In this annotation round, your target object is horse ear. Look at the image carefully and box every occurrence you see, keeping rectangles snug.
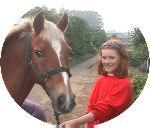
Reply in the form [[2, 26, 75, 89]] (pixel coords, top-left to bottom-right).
[[57, 12, 68, 32], [33, 11, 44, 34]]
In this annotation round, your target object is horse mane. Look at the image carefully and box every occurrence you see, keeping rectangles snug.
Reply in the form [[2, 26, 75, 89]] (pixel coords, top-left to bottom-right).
[[1, 20, 33, 55], [2, 18, 66, 55], [5, 20, 33, 43]]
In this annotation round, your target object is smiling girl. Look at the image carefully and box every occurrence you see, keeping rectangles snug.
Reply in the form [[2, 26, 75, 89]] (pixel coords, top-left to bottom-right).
[[60, 38, 133, 128]]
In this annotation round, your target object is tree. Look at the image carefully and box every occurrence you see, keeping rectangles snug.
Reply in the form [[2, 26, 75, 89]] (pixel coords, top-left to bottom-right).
[[22, 6, 60, 23], [91, 28, 107, 48], [130, 27, 146, 47], [74, 11, 103, 30], [65, 16, 94, 58], [129, 27, 149, 71]]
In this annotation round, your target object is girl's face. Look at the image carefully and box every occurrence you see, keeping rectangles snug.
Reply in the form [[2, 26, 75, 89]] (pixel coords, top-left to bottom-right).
[[101, 48, 121, 74]]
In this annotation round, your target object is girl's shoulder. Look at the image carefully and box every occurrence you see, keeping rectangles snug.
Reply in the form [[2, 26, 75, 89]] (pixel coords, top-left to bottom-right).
[[115, 77, 132, 89], [118, 77, 132, 84], [97, 75, 131, 84], [97, 75, 106, 81], [94, 75, 105, 85]]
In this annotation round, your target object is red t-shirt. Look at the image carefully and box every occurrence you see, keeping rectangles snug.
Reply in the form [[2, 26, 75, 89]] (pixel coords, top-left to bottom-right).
[[86, 75, 133, 127]]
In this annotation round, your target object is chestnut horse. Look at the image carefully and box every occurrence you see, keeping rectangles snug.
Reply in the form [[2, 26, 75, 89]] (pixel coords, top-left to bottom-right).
[[0, 12, 76, 116]]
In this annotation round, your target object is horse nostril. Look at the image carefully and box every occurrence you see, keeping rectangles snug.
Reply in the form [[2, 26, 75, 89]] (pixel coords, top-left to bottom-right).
[[71, 100, 76, 108], [57, 95, 66, 109], [56, 93, 76, 113]]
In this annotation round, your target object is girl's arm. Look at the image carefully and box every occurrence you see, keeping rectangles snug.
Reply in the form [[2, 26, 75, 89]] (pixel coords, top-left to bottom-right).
[[60, 112, 94, 128]]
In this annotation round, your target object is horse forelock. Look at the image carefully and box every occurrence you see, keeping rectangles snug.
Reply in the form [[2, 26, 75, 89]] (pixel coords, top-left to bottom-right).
[[40, 20, 65, 43], [39, 20, 67, 64]]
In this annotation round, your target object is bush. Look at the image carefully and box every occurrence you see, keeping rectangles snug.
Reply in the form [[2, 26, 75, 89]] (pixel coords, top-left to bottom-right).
[[132, 74, 148, 101], [138, 60, 149, 73], [128, 44, 149, 69]]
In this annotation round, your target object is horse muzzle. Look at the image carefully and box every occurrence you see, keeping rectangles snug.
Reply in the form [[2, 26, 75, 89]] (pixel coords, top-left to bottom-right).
[[53, 93, 76, 114]]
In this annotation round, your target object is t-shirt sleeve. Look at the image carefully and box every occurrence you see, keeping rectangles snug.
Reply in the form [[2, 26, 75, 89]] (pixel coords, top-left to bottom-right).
[[90, 79, 133, 122]]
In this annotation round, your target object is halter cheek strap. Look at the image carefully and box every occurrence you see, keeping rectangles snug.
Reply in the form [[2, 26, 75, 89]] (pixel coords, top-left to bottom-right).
[[25, 32, 72, 82], [26, 32, 70, 127]]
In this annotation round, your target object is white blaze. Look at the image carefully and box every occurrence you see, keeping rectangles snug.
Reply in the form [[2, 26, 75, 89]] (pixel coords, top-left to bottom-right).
[[51, 39, 70, 107], [40, 21, 70, 108]]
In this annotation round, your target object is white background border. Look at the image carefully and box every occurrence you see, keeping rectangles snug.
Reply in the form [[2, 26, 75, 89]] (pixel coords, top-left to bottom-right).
[[0, 1, 150, 128]]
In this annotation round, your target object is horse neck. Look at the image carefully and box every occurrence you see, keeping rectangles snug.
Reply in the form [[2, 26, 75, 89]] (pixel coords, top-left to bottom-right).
[[1, 37, 34, 106]]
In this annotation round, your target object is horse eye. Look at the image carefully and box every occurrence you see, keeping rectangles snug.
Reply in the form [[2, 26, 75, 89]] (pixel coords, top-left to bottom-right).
[[34, 50, 43, 57]]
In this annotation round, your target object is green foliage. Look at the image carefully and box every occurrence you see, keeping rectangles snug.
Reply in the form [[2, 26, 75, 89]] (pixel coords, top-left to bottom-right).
[[72, 10, 107, 49], [22, 6, 61, 23], [65, 17, 94, 61], [59, 9, 107, 49], [74, 11, 103, 29], [128, 43, 149, 70], [129, 27, 149, 71], [130, 27, 146, 47], [91, 28, 107, 48], [138, 60, 149, 73], [132, 74, 148, 101]]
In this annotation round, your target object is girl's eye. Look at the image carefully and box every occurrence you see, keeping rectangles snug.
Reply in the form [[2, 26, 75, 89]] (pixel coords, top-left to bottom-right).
[[102, 56, 106, 60], [34, 50, 43, 57], [109, 56, 115, 59]]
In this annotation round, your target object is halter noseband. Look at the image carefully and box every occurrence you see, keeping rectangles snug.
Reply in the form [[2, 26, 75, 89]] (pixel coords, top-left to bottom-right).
[[25, 32, 72, 82]]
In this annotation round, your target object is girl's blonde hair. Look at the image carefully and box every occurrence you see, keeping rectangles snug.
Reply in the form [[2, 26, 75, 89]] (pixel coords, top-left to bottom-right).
[[97, 38, 129, 78]]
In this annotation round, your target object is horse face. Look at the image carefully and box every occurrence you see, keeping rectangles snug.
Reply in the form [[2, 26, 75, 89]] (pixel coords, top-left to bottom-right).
[[31, 12, 75, 114]]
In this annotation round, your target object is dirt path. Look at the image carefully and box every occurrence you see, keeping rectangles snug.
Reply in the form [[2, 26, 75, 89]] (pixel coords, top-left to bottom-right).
[[27, 55, 99, 124]]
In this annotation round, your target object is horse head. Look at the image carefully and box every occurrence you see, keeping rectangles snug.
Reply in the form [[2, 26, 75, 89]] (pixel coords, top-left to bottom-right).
[[30, 12, 76, 114]]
